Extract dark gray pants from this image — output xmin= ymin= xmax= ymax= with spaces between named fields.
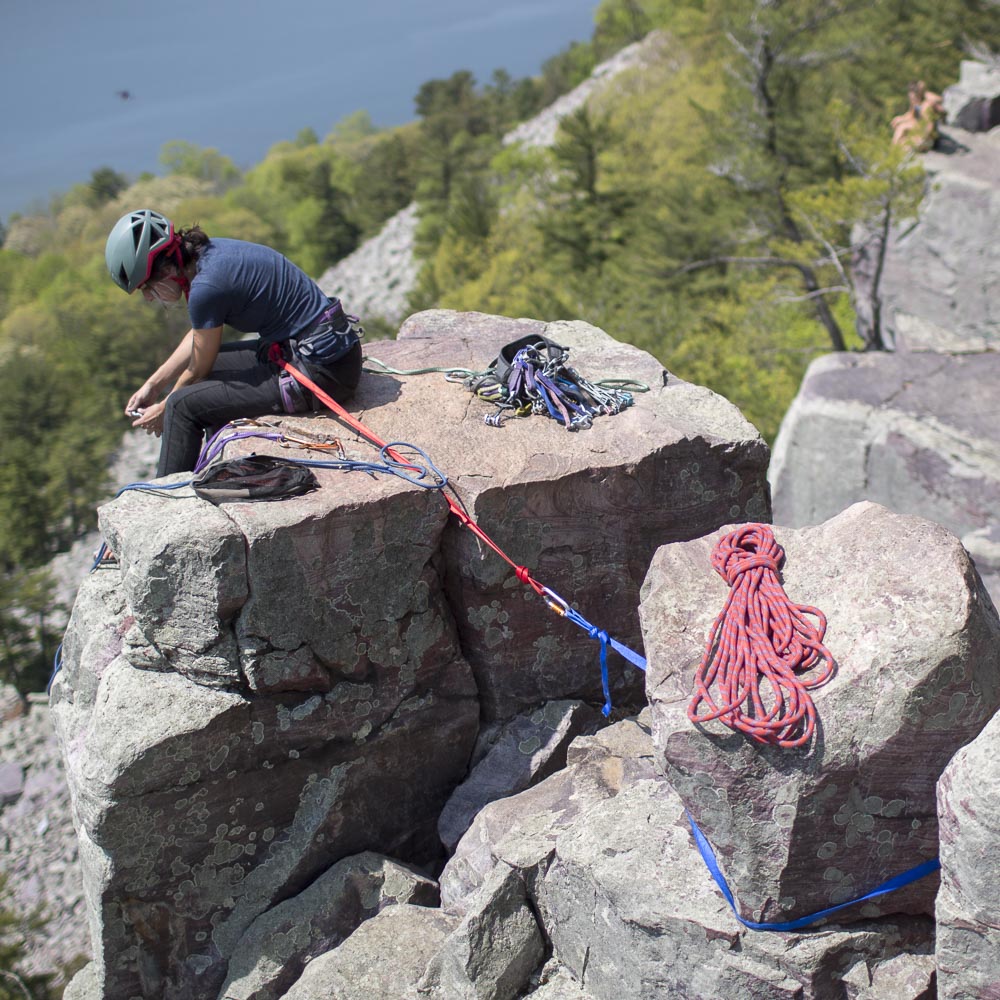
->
xmin=157 ymin=339 xmax=361 ymax=477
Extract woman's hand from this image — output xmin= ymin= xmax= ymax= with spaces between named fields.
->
xmin=132 ymin=400 xmax=166 ymax=436
xmin=125 ymin=383 xmax=157 ymax=417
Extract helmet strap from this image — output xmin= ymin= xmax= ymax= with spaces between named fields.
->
xmin=166 ymin=237 xmax=191 ymax=300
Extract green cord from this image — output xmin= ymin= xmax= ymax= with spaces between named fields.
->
xmin=595 ymin=378 xmax=650 ymax=393
xmin=364 ymin=357 xmax=650 ymax=393
xmin=363 ymin=356 xmax=486 ymax=379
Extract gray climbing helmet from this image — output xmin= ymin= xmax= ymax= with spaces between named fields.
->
xmin=105 ymin=209 xmax=175 ymax=293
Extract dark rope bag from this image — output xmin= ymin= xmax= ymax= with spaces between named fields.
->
xmin=192 ymin=455 xmax=319 ymax=504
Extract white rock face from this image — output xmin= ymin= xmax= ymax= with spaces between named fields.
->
xmin=318 ymin=203 xmax=421 ymax=330
xmin=502 ymin=35 xmax=665 ymax=150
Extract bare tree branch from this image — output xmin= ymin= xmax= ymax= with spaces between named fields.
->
xmin=776 ymin=285 xmax=850 ymax=302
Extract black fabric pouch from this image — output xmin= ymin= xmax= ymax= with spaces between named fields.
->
xmin=192 ymin=455 xmax=318 ymax=504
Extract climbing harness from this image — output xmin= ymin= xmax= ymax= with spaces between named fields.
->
xmin=464 ymin=335 xmax=644 ymax=430
xmin=688 ymin=524 xmax=835 ymax=749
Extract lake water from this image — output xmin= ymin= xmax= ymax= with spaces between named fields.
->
xmin=0 ymin=0 xmax=597 ymax=222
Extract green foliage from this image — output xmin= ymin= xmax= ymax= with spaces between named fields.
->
xmin=86 ymin=167 xmax=128 ymax=208
xmin=159 ymin=141 xmax=241 ymax=189
xmin=408 ymin=0 xmax=988 ymax=448
xmin=327 ymin=110 xmax=377 ymax=144
xmin=294 ymin=126 xmax=320 ymax=148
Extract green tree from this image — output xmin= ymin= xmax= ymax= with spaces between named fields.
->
xmin=294 ymin=126 xmax=320 ymax=148
xmin=538 ymin=107 xmax=634 ymax=275
xmin=87 ymin=166 xmax=128 ymax=207
xmin=328 ymin=110 xmax=377 ymax=144
xmin=593 ymin=0 xmax=653 ymax=56
xmin=787 ymin=101 xmax=925 ymax=349
xmin=351 ymin=133 xmax=417 ymax=236
xmin=159 ymin=141 xmax=241 ymax=189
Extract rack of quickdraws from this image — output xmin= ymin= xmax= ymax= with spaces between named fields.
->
xmin=464 ymin=340 xmax=638 ymax=430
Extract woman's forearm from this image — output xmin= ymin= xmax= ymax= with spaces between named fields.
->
xmin=147 ymin=330 xmax=196 ymax=394
xmin=171 ymin=327 xmax=224 ymax=392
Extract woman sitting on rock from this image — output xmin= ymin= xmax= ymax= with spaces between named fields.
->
xmin=106 ymin=209 xmax=362 ymax=477
xmin=891 ymin=80 xmax=944 ymax=150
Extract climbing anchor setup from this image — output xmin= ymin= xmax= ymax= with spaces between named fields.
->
xmin=365 ymin=335 xmax=647 ymax=431
xmin=71 ymin=343 xmax=939 ymax=933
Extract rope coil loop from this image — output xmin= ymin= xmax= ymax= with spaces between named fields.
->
xmin=688 ymin=523 xmax=835 ymax=748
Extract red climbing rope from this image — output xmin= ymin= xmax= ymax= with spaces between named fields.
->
xmin=270 ymin=349 xmax=547 ymax=599
xmin=688 ymin=523 xmax=835 ymax=748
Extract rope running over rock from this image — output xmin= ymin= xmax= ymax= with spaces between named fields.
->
xmin=688 ymin=524 xmax=835 ymax=748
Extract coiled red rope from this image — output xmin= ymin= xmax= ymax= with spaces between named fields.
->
xmin=688 ymin=524 xmax=835 ymax=748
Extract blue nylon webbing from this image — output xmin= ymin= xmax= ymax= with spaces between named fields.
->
xmin=687 ymin=811 xmax=940 ymax=932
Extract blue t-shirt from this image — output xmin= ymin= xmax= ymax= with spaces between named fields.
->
xmin=187 ymin=238 xmax=330 ymax=345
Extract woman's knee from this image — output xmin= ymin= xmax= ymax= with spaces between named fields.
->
xmin=164 ymin=385 xmax=206 ymax=428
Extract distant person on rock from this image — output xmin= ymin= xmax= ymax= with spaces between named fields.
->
xmin=891 ymin=80 xmax=944 ymax=150
xmin=106 ymin=209 xmax=363 ymax=477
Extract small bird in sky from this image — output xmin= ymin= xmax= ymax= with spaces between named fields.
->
xmin=115 ymin=90 xmax=133 ymax=101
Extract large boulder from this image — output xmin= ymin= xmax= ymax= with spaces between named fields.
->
xmin=535 ymin=768 xmax=934 ymax=1000
xmin=639 ymin=502 xmax=1000 ymax=925
xmin=445 ymin=713 xmax=937 ymax=1000
xmin=438 ymin=700 xmax=600 ymax=852
xmin=936 ymin=708 xmax=1000 ymax=999
xmin=377 ymin=311 xmax=770 ymax=718
xmin=52 ymin=476 xmax=478 ymax=999
xmin=943 ymin=60 xmax=1000 ymax=132
xmin=440 ymin=713 xmax=659 ymax=914
xmin=53 ymin=309 xmax=769 ymax=999
xmin=768 ymin=351 xmax=1000 ymax=605
xmin=218 ymin=852 xmax=439 ymax=1000
xmin=280 ymin=904 xmax=456 ymax=1000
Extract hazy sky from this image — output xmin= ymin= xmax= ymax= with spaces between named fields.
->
xmin=0 ymin=0 xmax=597 ymax=222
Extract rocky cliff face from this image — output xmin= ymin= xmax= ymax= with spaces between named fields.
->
xmin=49 ymin=313 xmax=1000 ymax=999
xmin=52 ymin=311 xmax=770 ymax=999
xmin=853 ymin=123 xmax=999 ymax=354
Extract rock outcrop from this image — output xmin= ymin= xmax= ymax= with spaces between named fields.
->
xmin=440 ymin=702 xmax=942 ymax=999
xmin=53 ymin=310 xmax=769 ymax=998
xmin=772 ymin=113 xmax=1000 ymax=606
xmin=853 ymin=123 xmax=1000 ymax=354
xmin=768 ymin=351 xmax=1000 ymax=603
xmin=640 ymin=502 xmax=1000 ymax=925
xmin=943 ymin=59 xmax=1000 ymax=133
xmin=936 ymin=708 xmax=1000 ymax=999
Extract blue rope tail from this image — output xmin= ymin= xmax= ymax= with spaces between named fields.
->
xmin=47 ymin=642 xmax=63 ymax=694
xmin=284 ymin=442 xmax=448 ymax=491
xmin=90 ymin=479 xmax=194 ymax=572
xmin=541 ymin=587 xmax=647 ymax=716
xmin=686 ymin=812 xmax=940 ymax=932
